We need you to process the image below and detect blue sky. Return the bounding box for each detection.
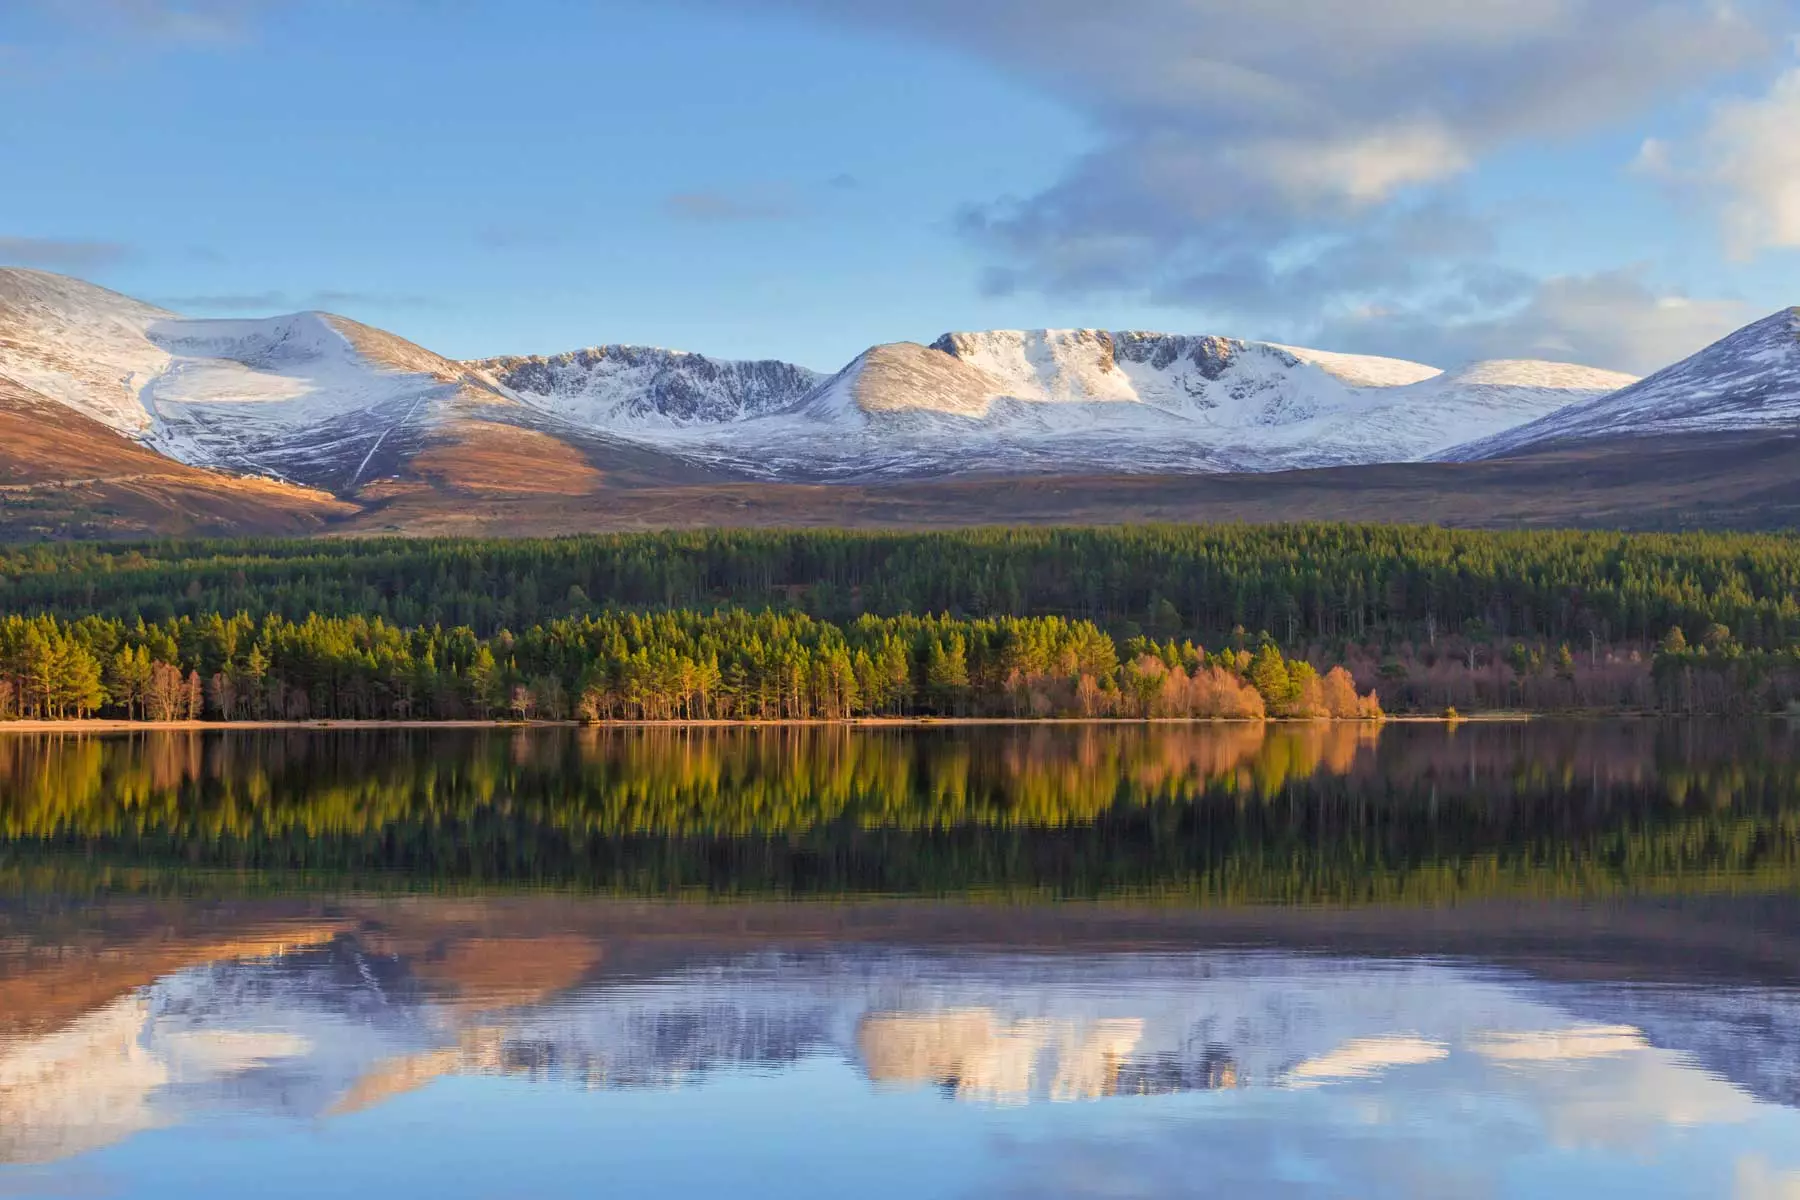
[3,0,1798,373]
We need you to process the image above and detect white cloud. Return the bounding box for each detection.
[744,0,1781,363]
[1313,267,1755,374]
[1672,65,1800,258]
[1738,1156,1800,1200]
[1236,121,1473,208]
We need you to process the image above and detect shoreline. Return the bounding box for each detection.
[0,713,1566,733]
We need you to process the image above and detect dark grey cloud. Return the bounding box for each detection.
[0,236,133,269]
[663,191,799,223]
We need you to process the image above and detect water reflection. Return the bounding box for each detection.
[2,721,1799,900]
[5,724,1800,1194]
[2,897,1800,1197]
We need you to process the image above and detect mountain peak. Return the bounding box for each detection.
[1450,306,1800,460]
[479,343,824,427]
[1435,359,1639,391]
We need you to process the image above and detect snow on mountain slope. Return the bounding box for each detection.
[1450,308,1800,460]
[0,268,172,434]
[627,332,1632,481]
[478,345,821,429]
[933,329,1442,417]
[1266,342,1447,388]
[0,270,532,491]
[1,268,1653,491]
[138,311,514,486]
[1375,360,1639,463]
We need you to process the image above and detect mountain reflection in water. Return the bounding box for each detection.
[5,723,1800,1196]
[2,895,1800,1198]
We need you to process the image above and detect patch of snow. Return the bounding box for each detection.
[136,312,477,482]
[1267,343,1444,388]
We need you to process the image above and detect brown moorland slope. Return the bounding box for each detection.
[338,430,1800,536]
[0,375,354,539]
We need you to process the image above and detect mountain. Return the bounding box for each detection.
[0,370,350,540]
[0,268,176,434]
[19,266,1800,537]
[477,345,823,428]
[0,268,1635,490]
[0,267,584,495]
[579,330,1632,481]
[1450,307,1800,460]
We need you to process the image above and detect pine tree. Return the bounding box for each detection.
[1249,643,1294,715]
[925,634,970,714]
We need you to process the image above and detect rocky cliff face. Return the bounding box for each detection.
[479,345,823,427]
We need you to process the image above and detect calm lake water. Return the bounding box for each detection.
[3,721,1800,1197]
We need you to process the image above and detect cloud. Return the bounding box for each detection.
[0,236,133,270]
[662,190,799,223]
[154,289,446,313]
[155,290,292,309]
[33,0,265,45]
[308,289,443,310]
[744,0,1779,361]
[1312,267,1754,375]
[1644,62,1800,259]
[1738,1157,1800,1200]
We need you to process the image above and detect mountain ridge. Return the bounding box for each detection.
[4,266,1800,537]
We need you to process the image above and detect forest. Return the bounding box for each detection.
[1,523,1797,717]
[0,608,1378,722]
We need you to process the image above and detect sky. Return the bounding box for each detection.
[2,0,1798,374]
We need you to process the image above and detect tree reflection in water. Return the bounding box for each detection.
[0,720,1796,901]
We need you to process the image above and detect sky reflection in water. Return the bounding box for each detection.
[3,723,1800,1196]
[3,903,1800,1199]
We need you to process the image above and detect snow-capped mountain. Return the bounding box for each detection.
[140,311,520,486]
[1450,307,1800,460]
[0,268,525,491]
[602,329,1636,480]
[0,267,1650,492]
[0,267,175,434]
[478,345,823,428]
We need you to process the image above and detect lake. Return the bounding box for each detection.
[3,721,1800,1197]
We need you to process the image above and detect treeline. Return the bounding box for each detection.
[0,609,1380,723]
[7,525,1800,650]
